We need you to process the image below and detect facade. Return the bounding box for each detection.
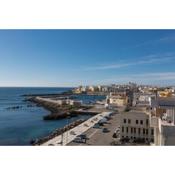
[158,91,172,98]
[107,92,129,107]
[73,86,88,94]
[69,100,82,106]
[54,99,82,106]
[150,97,175,145]
[120,112,154,143]
[132,93,155,107]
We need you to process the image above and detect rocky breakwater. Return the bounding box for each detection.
[30,119,85,145]
[27,96,89,120]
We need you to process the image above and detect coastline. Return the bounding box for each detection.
[27,96,97,120]
[31,119,85,145]
[24,91,107,145]
[41,112,112,146]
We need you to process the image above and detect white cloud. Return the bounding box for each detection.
[129,34,175,49]
[85,53,175,71]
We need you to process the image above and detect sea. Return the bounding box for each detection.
[0,87,105,146]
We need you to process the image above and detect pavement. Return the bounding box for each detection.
[41,112,113,146]
[68,113,120,146]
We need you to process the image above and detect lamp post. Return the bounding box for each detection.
[66,116,71,145]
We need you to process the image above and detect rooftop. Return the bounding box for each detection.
[152,97,175,107]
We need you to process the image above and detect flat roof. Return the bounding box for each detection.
[152,97,175,107]
[120,111,149,118]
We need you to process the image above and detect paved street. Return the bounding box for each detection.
[41,112,112,146]
[68,114,120,146]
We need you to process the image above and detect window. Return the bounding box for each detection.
[131,128,133,134]
[146,129,148,135]
[124,119,126,123]
[136,120,138,124]
[151,129,154,136]
[138,128,141,135]
[143,129,145,134]
[122,127,124,133]
[128,119,131,124]
[134,128,136,134]
[140,120,143,125]
[146,119,149,126]
[126,127,128,133]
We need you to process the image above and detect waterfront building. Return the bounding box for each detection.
[88,86,94,92]
[73,86,87,94]
[150,97,175,145]
[53,99,82,106]
[132,93,155,107]
[157,91,172,98]
[107,92,129,107]
[68,100,82,106]
[120,112,154,143]
[73,86,82,94]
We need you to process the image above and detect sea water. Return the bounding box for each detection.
[0,87,105,145]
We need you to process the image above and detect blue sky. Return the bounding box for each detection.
[0,30,175,87]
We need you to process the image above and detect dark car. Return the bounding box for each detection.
[73,136,83,143]
[103,128,110,133]
[93,123,100,129]
[79,134,87,140]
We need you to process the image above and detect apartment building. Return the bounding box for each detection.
[150,97,175,145]
[158,91,172,98]
[132,93,155,107]
[120,112,154,143]
[107,92,129,107]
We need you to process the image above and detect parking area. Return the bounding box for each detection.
[68,113,120,146]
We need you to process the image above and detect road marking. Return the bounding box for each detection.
[88,129,99,138]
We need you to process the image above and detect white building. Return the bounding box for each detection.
[150,97,175,145]
[107,92,128,107]
[120,112,154,143]
[68,100,82,106]
[133,93,155,107]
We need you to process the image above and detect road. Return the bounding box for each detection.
[68,113,120,146]
[41,112,112,146]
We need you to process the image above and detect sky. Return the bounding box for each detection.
[0,30,175,87]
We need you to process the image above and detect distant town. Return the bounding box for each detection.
[26,82,175,146]
[72,82,175,145]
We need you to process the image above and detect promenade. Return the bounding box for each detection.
[69,113,120,146]
[41,112,112,146]
[35,97,62,105]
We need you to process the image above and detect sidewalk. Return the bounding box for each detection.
[41,112,112,146]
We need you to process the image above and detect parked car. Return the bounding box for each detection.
[102,128,110,133]
[98,118,107,125]
[73,136,83,143]
[79,134,87,140]
[93,123,100,129]
[105,116,112,121]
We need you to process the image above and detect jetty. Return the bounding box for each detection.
[41,112,112,146]
[28,96,100,120]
